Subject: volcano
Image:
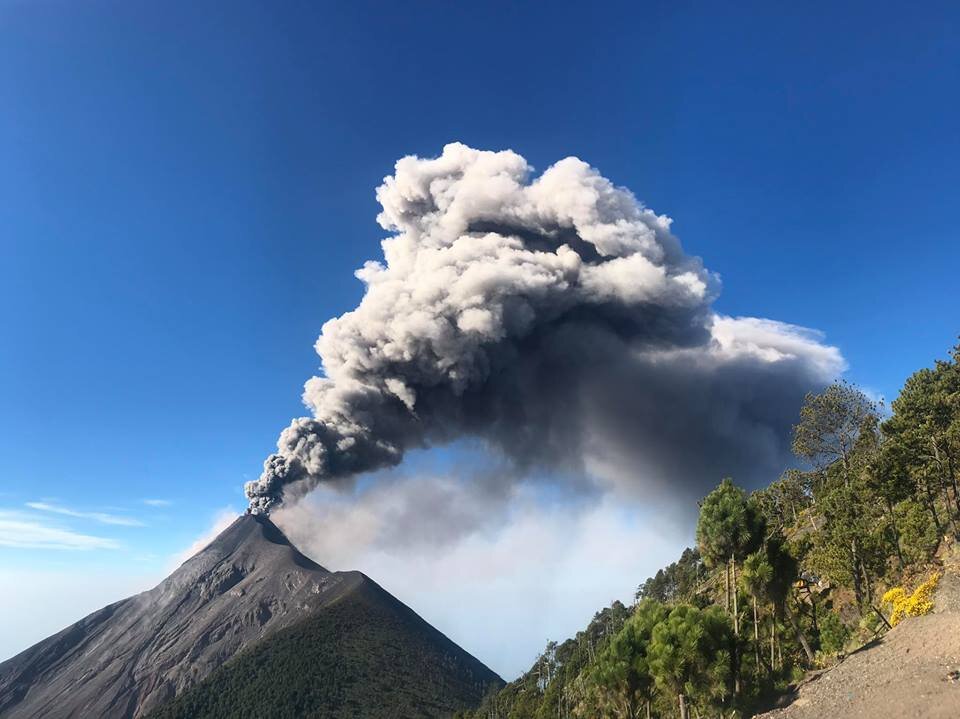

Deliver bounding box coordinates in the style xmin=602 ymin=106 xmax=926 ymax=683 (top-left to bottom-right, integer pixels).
xmin=0 ymin=514 xmax=501 ymax=718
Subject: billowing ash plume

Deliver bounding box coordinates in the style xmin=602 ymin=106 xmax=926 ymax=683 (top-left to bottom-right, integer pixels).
xmin=246 ymin=143 xmax=842 ymax=514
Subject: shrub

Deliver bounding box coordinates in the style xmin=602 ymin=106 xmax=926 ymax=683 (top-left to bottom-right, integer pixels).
xmin=818 ymin=611 xmax=850 ymax=657
xmin=881 ymin=571 xmax=940 ymax=627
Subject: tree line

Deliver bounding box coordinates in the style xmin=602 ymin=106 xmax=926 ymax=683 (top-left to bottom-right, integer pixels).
xmin=459 ymin=342 xmax=960 ymax=719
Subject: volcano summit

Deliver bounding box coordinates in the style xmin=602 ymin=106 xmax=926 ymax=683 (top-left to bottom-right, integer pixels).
xmin=0 ymin=514 xmax=500 ymax=719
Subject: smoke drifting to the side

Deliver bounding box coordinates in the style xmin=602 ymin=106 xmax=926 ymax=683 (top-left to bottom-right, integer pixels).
xmin=245 ymin=143 xmax=843 ymax=514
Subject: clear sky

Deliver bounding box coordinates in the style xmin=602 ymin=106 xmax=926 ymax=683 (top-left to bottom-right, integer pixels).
xmin=2 ymin=1 xmax=959 ymax=677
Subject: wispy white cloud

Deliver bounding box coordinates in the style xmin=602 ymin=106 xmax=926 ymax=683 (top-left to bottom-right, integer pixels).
xmin=142 ymin=499 xmax=172 ymax=507
xmin=25 ymin=502 xmax=145 ymax=527
xmin=0 ymin=510 xmax=120 ymax=551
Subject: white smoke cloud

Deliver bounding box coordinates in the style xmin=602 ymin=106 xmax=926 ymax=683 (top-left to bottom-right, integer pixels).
xmin=246 ymin=143 xmax=843 ymax=516
xmin=274 ymin=483 xmax=681 ymax=677
xmin=244 ymin=142 xmax=848 ymax=674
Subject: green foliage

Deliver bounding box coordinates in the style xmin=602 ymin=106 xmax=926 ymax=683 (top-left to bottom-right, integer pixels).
xmin=817 ymin=611 xmax=849 ymax=657
xmin=696 ymin=478 xmax=765 ymax=566
xmin=636 ymin=547 xmax=702 ymax=604
xmin=465 ymin=601 xmax=630 ymax=719
xmin=648 ymin=605 xmax=734 ymax=714
xmin=752 ymin=469 xmax=813 ymax=532
xmin=764 ymin=536 xmax=798 ymax=610
xmin=896 ymin=499 xmax=939 ymax=564
xmin=464 ymin=341 xmax=960 ymax=719
xmin=806 ymin=458 xmax=887 ymax=596
xmin=583 ymin=600 xmax=668 ymax=718
xmin=792 ymin=381 xmax=878 ymax=470
xmin=741 ymin=550 xmax=774 ymax=603
xmin=148 ymin=585 xmax=500 ymax=719
xmin=792 ymin=383 xmax=890 ymax=609
xmin=881 ymin=348 xmax=960 ymax=540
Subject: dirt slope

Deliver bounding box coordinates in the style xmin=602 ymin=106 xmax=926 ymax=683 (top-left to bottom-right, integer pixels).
xmin=759 ymin=552 xmax=960 ymax=719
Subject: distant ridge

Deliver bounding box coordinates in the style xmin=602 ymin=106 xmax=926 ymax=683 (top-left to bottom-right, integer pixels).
xmin=0 ymin=514 xmax=501 ymax=718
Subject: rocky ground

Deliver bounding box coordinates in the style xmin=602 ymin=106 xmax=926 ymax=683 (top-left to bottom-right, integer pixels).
xmin=758 ymin=550 xmax=960 ymax=719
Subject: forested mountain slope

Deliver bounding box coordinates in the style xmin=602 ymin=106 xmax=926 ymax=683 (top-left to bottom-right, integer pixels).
xmin=462 ymin=342 xmax=960 ymax=719
xmin=148 ymin=576 xmax=500 ymax=719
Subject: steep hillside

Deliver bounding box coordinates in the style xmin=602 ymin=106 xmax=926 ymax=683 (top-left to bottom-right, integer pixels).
xmin=147 ymin=576 xmax=501 ymax=719
xmin=0 ymin=514 xmax=500 ymax=718
xmin=757 ymin=551 xmax=960 ymax=719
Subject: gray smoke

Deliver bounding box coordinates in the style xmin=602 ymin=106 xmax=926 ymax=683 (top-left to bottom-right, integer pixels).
xmin=246 ymin=143 xmax=842 ymax=514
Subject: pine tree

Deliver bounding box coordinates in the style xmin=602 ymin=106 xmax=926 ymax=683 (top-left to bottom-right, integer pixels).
xmin=587 ymin=600 xmax=667 ymax=719
xmin=648 ymin=605 xmax=734 ymax=719
xmin=883 ymin=348 xmax=960 ymax=537
xmin=696 ymin=478 xmax=765 ymax=693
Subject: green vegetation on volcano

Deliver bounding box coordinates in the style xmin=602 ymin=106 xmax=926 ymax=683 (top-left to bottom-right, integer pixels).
xmin=461 ymin=342 xmax=960 ymax=719
xmin=148 ymin=578 xmax=501 ymax=719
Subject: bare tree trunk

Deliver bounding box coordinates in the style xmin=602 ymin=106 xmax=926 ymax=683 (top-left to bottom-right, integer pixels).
xmin=731 ymin=554 xmax=740 ymax=696
xmin=724 ymin=561 xmax=730 ymax=614
xmin=732 ymin=555 xmax=739 ymax=635
xmin=922 ymin=475 xmax=943 ymax=535
xmin=753 ymin=597 xmax=761 ymax=676
xmin=770 ymin=617 xmax=776 ymax=671
xmin=860 ymin=559 xmax=872 ymax=606
xmin=838 ymin=451 xmax=866 ymax=613
xmin=790 ymin=615 xmax=814 ymax=667
xmin=850 ymin=539 xmax=864 ymax=612
xmin=941 ymin=474 xmax=959 ymax=537
xmin=679 ymin=693 xmax=689 ymax=719
xmin=809 ymin=585 xmax=819 ymax=634
xmin=871 ymin=604 xmax=892 ymax=631
xmin=935 ymin=440 xmax=960 ymax=535
xmin=788 ymin=608 xmax=815 ymax=666
xmin=947 ymin=451 xmax=960 ymax=517
xmin=886 ymin=496 xmax=906 ymax=570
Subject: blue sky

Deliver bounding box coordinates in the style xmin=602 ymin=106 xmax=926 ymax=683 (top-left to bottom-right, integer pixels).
xmin=2 ymin=1 xmax=959 ymax=675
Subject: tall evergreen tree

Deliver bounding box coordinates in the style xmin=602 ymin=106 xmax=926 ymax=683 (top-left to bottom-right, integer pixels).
xmin=883 ymin=347 xmax=960 ymax=536
xmin=648 ymin=605 xmax=734 ymax=719
xmin=696 ymin=477 xmax=765 ymax=695
xmin=696 ymin=478 xmax=765 ymax=617
xmin=587 ymin=600 xmax=668 ymax=719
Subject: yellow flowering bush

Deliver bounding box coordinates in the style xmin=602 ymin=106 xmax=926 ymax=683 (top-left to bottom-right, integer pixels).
xmin=881 ymin=571 xmax=940 ymax=627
